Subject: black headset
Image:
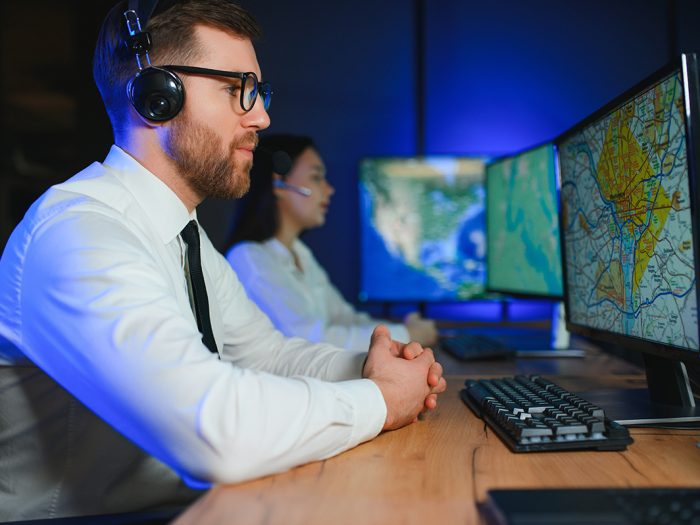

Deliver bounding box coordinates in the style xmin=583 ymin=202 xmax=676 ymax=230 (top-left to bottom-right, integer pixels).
xmin=123 ymin=0 xmax=184 ymax=121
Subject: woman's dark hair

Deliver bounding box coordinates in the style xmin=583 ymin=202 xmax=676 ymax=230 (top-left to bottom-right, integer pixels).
xmin=227 ymin=134 xmax=315 ymax=247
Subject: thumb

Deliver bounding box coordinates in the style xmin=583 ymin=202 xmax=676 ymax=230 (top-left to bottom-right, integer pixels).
xmin=369 ymin=324 xmax=392 ymax=355
xmin=371 ymin=324 xmax=391 ymax=342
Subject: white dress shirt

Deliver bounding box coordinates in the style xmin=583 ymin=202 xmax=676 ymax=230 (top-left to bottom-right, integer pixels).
xmin=0 ymin=146 xmax=386 ymax=520
xmin=227 ymin=239 xmax=410 ymax=351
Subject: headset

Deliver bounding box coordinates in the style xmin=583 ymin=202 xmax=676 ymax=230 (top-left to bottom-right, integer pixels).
xmin=123 ymin=0 xmax=184 ymax=121
xmin=267 ymin=150 xmax=312 ymax=197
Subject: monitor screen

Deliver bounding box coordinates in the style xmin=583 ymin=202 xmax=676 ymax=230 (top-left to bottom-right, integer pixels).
xmin=557 ymin=64 xmax=699 ymax=354
xmin=359 ymin=157 xmax=486 ymax=302
xmin=486 ymin=143 xmax=563 ymax=298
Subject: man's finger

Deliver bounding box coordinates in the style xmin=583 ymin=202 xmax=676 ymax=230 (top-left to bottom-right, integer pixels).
xmin=424 ymin=394 xmax=438 ymax=410
xmin=411 ymin=350 xmax=435 ymax=379
xmin=427 ymin=361 xmax=443 ymax=387
xmin=389 ymin=339 xmax=404 ymax=357
xmin=414 ymin=346 xmax=435 ymax=366
xmin=401 ymin=341 xmax=424 ymax=360
xmin=430 ymin=377 xmax=447 ymax=395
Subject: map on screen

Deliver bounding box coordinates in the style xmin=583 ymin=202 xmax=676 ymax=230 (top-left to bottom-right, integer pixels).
xmin=558 ymin=70 xmax=698 ymax=350
xmin=359 ymin=157 xmax=486 ymax=301
xmin=486 ymin=144 xmax=563 ymax=297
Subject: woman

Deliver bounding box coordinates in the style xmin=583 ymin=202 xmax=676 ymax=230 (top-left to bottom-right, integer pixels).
xmin=226 ymin=134 xmax=437 ymax=351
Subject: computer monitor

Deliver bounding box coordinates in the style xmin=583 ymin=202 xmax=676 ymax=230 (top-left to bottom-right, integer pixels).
xmin=358 ymin=156 xmax=486 ymax=302
xmin=486 ymin=143 xmax=563 ymax=299
xmin=556 ymin=53 xmax=700 ymax=425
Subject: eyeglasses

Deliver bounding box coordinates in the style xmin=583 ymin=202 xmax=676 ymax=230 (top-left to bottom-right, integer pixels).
xmin=163 ymin=65 xmax=272 ymax=112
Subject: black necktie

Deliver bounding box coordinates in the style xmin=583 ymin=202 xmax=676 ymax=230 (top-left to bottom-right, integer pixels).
xmin=180 ymin=220 xmax=218 ymax=354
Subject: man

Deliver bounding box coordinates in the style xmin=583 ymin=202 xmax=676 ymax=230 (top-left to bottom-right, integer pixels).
xmin=0 ymin=0 xmax=446 ymax=520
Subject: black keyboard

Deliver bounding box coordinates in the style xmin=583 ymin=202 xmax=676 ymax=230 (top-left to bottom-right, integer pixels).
xmin=461 ymin=375 xmax=633 ymax=452
xmin=482 ymin=487 xmax=700 ymax=525
xmin=439 ymin=333 xmax=516 ymax=361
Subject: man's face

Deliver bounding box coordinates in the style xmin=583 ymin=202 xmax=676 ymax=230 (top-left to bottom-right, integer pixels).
xmin=164 ymin=25 xmax=270 ymax=201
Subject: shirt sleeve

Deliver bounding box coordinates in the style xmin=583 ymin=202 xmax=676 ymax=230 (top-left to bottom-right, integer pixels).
xmin=17 ymin=212 xmax=386 ymax=488
xmin=227 ymin=243 xmax=410 ymax=352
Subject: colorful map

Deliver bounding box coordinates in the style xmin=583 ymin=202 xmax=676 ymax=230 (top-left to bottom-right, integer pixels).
xmin=558 ymin=71 xmax=698 ymax=350
xmin=359 ymin=157 xmax=485 ymax=301
xmin=486 ymin=144 xmax=563 ymax=297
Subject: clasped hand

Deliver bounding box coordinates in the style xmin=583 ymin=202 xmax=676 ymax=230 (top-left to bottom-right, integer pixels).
xmin=362 ymin=325 xmax=447 ymax=431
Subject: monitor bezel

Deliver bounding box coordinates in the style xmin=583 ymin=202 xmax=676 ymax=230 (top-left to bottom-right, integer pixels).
xmin=357 ymin=154 xmax=488 ymax=304
xmin=554 ymin=53 xmax=700 ymax=363
xmin=485 ymin=141 xmax=565 ymax=301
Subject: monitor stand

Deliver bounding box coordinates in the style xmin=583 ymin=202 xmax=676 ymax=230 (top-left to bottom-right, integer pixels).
xmin=579 ymin=354 xmax=700 ymax=426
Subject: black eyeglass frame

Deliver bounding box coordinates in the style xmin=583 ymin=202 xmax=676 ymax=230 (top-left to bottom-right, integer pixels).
xmin=162 ymin=64 xmax=272 ymax=112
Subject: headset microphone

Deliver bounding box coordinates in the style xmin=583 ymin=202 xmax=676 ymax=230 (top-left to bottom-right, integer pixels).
xmin=273 ymin=179 xmax=312 ymax=197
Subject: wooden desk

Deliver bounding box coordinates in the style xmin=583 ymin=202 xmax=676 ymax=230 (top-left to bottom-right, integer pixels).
xmin=172 ymin=348 xmax=700 ymax=525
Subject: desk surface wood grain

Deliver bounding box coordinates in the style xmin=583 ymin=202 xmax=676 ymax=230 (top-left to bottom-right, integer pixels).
xmin=172 ymin=348 xmax=700 ymax=525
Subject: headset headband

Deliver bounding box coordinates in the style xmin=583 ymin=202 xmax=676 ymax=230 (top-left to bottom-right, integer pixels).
xmin=123 ymin=0 xmax=185 ymax=121
xmin=129 ymin=0 xmax=160 ymax=28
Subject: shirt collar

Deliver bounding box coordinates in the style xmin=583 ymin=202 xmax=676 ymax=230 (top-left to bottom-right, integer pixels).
xmin=103 ymin=145 xmax=195 ymax=243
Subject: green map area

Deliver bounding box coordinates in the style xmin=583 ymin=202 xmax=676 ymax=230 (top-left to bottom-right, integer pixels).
xmin=486 ymin=144 xmax=562 ymax=296
xmin=559 ymin=71 xmax=698 ymax=351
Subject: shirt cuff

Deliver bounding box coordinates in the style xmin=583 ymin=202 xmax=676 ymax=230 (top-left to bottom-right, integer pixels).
xmin=328 ymin=350 xmax=369 ymax=381
xmin=337 ymin=378 xmax=386 ymax=448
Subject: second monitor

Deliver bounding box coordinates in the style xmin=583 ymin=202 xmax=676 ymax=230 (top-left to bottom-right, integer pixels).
xmin=486 ymin=143 xmax=563 ymax=299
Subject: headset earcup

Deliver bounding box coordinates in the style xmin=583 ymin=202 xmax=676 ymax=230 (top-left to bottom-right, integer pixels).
xmin=128 ymin=67 xmax=184 ymax=122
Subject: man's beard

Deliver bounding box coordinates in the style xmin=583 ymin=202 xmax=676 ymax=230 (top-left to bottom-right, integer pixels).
xmin=166 ymin=113 xmax=256 ymax=200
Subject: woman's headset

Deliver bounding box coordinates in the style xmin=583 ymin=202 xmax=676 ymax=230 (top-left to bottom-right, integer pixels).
xmin=123 ymin=0 xmax=184 ymax=121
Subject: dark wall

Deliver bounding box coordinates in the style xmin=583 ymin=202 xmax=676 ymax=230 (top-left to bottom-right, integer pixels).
xmin=424 ymin=1 xmax=671 ymax=155
xmin=0 ymin=0 xmax=113 ymax=246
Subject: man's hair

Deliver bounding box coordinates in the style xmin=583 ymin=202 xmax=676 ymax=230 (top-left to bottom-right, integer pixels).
xmin=93 ymin=0 xmax=261 ymax=131
xmin=227 ymin=135 xmax=316 ymax=248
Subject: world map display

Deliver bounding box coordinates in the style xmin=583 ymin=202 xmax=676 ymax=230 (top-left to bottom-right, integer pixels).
xmin=486 ymin=144 xmax=563 ymax=297
xmin=558 ymin=70 xmax=698 ymax=351
xmin=359 ymin=157 xmax=486 ymax=301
